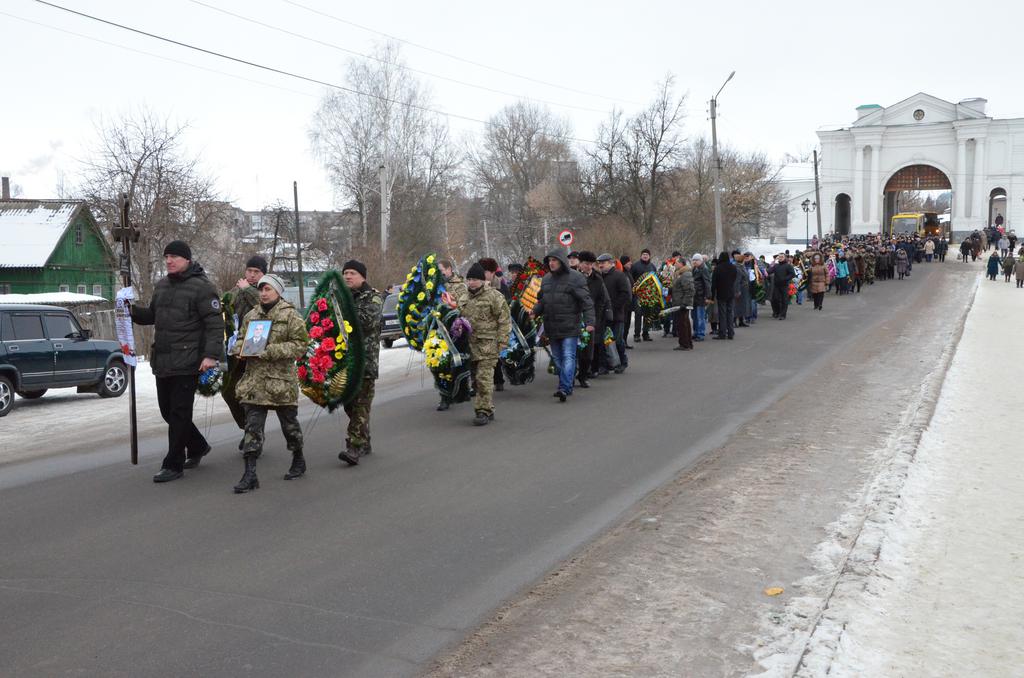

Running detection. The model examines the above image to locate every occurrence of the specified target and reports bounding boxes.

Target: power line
[280,0,640,107]
[187,0,611,115]
[0,9,318,100]
[33,0,599,146]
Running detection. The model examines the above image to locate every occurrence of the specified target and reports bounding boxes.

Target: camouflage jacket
[461,284,511,359]
[447,274,469,308]
[225,284,260,333]
[352,283,384,379]
[231,299,309,407]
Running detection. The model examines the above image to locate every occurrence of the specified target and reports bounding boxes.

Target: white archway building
[786,93,1024,241]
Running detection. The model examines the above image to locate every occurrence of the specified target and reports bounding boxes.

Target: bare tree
[77,108,220,299]
[310,41,459,256]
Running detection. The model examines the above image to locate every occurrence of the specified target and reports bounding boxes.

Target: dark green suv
[0,304,128,417]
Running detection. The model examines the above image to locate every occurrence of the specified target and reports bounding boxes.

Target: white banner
[115,287,138,367]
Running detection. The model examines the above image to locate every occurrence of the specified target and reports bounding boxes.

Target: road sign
[558,229,574,246]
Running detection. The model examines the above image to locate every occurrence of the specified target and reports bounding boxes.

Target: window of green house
[93,284,103,297]
[77,284,87,294]
[59,284,69,293]
[75,224,83,245]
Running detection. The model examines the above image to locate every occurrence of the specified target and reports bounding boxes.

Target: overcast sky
[2,0,1022,212]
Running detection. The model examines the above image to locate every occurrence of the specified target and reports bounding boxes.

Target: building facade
[0,200,117,299]
[785,93,1024,241]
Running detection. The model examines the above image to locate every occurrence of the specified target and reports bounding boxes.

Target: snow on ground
[2,337,429,466]
[754,273,1024,675]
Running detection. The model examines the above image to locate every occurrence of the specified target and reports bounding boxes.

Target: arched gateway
[784,93,1024,241]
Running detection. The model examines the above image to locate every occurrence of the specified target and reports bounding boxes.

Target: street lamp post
[711,70,735,255]
[802,198,817,246]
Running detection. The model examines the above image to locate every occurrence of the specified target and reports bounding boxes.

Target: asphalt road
[0,263,967,677]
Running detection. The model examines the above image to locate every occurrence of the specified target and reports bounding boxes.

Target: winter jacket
[734,261,750,309]
[461,283,511,360]
[896,249,910,274]
[1002,257,1016,275]
[772,262,797,289]
[584,270,613,326]
[130,262,224,378]
[691,264,711,306]
[232,299,308,407]
[446,274,469,308]
[710,261,738,301]
[835,259,850,279]
[806,264,825,294]
[352,283,384,379]
[533,249,596,340]
[631,259,657,280]
[1015,258,1024,281]
[601,267,632,323]
[671,267,695,309]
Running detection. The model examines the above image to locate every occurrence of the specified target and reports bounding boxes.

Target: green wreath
[297,270,365,411]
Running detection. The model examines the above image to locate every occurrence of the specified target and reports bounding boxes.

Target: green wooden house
[0,200,117,299]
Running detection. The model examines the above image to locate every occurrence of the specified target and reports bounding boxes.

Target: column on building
[869,144,881,229]
[972,137,987,227]
[955,138,968,220]
[853,143,865,225]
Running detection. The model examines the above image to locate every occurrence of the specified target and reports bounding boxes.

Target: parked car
[380,293,403,348]
[0,304,128,417]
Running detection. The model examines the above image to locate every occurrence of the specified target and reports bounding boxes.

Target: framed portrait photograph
[240,319,272,357]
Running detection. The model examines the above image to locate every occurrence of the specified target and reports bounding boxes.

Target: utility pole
[293,181,305,309]
[813,149,823,239]
[711,70,735,255]
[379,164,390,254]
[112,193,139,465]
[543,219,549,247]
[483,219,490,258]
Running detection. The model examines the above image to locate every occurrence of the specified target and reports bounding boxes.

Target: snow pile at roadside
[750,274,1024,675]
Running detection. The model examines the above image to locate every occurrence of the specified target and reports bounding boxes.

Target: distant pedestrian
[671,260,695,350]
[710,252,737,339]
[896,248,910,280]
[1015,256,1024,288]
[461,263,511,426]
[987,251,1001,281]
[338,260,384,466]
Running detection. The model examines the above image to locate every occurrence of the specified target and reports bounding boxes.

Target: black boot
[283,451,306,480]
[472,411,491,426]
[437,400,450,411]
[233,455,259,493]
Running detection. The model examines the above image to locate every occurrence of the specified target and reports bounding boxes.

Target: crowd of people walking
[130,226,1024,494]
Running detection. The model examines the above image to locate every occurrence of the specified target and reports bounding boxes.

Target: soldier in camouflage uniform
[461,263,511,426]
[863,247,876,285]
[339,260,384,465]
[230,273,310,493]
[221,256,266,438]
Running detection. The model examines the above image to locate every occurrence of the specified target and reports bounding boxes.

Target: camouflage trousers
[470,356,497,415]
[243,405,303,458]
[343,377,376,448]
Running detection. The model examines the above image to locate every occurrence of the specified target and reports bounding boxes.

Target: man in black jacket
[598,253,630,371]
[131,240,224,483]
[530,250,596,402]
[771,254,797,320]
[577,251,611,386]
[710,252,737,340]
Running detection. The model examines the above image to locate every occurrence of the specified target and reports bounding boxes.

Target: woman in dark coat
[896,248,911,280]
[710,252,737,340]
[986,251,1001,281]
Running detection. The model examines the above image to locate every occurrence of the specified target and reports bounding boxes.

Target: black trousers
[156,374,208,472]
[812,292,825,309]
[716,299,734,337]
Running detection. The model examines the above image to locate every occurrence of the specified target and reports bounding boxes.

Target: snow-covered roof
[0,292,108,305]
[0,200,84,268]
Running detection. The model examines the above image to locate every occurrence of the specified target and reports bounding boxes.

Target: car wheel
[99,361,128,398]
[382,338,394,348]
[0,376,13,417]
[16,389,47,399]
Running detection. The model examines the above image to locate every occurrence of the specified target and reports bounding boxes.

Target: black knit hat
[567,251,580,260]
[246,255,268,274]
[163,240,192,260]
[342,259,367,280]
[578,250,597,263]
[466,262,486,281]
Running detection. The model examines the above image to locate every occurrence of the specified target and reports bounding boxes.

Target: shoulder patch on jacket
[211,298,221,311]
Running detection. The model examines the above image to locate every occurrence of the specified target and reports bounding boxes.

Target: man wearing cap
[598,253,630,372]
[130,240,224,483]
[567,251,581,271]
[478,257,510,392]
[690,254,711,341]
[631,249,657,342]
[222,255,268,441]
[339,260,383,466]
[461,263,511,425]
[229,273,309,492]
[577,251,611,386]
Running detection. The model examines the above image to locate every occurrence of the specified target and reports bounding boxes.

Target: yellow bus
[888,212,945,238]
